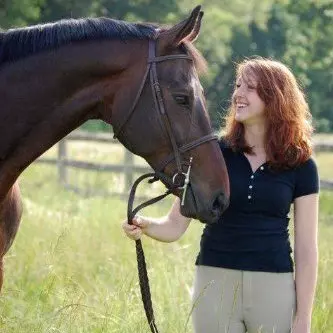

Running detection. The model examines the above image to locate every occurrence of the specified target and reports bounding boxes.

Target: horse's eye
[174,95,190,106]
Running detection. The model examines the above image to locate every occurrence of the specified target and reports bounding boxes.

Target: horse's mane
[0,17,207,74]
[0,17,158,64]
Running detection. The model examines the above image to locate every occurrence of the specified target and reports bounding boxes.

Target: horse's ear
[158,6,203,50]
[185,11,203,43]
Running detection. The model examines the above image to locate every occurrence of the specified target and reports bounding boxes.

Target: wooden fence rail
[36,130,333,197]
[37,131,153,198]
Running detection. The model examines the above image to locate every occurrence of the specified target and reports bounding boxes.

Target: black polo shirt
[196,139,319,272]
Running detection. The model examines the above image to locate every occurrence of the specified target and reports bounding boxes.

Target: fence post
[58,139,68,185]
[123,149,134,195]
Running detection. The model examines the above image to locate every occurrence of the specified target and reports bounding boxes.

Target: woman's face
[232,71,266,125]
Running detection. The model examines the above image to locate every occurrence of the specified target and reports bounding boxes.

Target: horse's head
[112,6,229,224]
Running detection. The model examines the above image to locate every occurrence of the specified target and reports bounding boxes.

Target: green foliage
[282,0,333,132]
[0,0,45,28]
[38,0,99,22]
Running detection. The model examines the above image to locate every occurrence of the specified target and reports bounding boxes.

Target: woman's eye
[248,86,255,90]
[174,95,190,106]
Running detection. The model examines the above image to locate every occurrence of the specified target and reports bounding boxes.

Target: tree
[0,0,45,28]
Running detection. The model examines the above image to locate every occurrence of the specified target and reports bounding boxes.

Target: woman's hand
[122,215,150,240]
[122,198,191,242]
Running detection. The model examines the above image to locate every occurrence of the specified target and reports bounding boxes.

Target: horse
[0,6,230,291]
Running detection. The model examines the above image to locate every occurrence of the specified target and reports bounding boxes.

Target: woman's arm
[293,193,319,331]
[122,198,191,242]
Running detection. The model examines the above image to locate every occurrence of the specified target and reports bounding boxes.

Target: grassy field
[0,140,332,332]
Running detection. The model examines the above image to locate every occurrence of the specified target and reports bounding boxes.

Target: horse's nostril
[212,192,228,215]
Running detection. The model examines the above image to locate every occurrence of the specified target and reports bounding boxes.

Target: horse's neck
[0,39,145,200]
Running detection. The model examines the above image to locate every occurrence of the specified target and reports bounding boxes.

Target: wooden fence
[36,130,333,198]
[36,130,153,198]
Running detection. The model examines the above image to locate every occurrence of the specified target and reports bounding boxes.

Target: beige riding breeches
[192,265,296,333]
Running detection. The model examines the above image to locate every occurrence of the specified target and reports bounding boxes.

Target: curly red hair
[223,57,313,170]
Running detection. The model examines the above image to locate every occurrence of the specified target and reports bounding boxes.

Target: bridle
[113,39,218,333]
[113,39,217,205]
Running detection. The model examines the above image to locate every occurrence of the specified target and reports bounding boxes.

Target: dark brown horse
[0,6,229,289]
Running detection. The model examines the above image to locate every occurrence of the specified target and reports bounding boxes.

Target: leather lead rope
[127,173,178,333]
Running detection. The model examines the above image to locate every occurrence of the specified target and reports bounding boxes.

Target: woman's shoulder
[296,156,318,174]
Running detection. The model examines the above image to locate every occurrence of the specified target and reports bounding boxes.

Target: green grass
[0,142,332,332]
[1,164,196,333]
[314,152,333,180]
[313,133,333,180]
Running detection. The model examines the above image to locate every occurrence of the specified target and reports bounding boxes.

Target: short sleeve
[293,157,319,199]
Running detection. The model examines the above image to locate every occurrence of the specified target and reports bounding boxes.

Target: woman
[122,57,319,333]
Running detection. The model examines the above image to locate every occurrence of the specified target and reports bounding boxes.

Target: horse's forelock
[183,41,207,75]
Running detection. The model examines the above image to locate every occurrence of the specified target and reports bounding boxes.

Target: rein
[114,39,217,333]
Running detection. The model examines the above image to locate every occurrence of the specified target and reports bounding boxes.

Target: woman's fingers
[122,220,143,240]
[132,215,150,229]
[122,215,151,240]
[128,228,142,240]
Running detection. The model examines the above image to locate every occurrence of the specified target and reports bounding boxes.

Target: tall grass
[0,144,332,332]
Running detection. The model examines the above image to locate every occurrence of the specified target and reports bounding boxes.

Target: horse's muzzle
[180,187,229,224]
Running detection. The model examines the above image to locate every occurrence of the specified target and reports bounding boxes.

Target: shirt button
[260,166,264,170]
[248,195,252,199]
[250,175,254,179]
[249,185,253,189]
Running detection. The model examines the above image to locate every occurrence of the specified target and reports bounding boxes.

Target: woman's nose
[234,89,245,102]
